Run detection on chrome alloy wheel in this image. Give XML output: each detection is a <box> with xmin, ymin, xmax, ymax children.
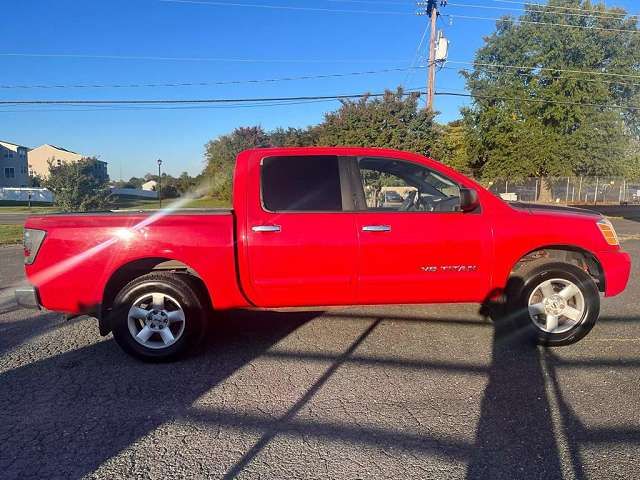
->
<box><xmin>127</xmin><ymin>292</ymin><xmax>186</xmax><ymax>349</ymax></box>
<box><xmin>527</xmin><ymin>278</ymin><xmax>586</xmax><ymax>334</ymax></box>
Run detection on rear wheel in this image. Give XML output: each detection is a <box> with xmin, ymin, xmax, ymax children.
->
<box><xmin>509</xmin><ymin>262</ymin><xmax>600</xmax><ymax>346</ymax></box>
<box><xmin>110</xmin><ymin>272</ymin><xmax>207</xmax><ymax>361</ymax></box>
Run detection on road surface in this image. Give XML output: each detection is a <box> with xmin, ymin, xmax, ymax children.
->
<box><xmin>1</xmin><ymin>219</ymin><xmax>639</xmax><ymax>479</ymax></box>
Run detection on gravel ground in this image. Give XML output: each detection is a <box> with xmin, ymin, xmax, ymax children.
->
<box><xmin>0</xmin><ymin>219</ymin><xmax>639</xmax><ymax>480</ymax></box>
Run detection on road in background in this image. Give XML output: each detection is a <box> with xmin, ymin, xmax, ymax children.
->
<box><xmin>0</xmin><ymin>213</ymin><xmax>28</xmax><ymax>225</ymax></box>
<box><xmin>0</xmin><ymin>219</ymin><xmax>638</xmax><ymax>479</ymax></box>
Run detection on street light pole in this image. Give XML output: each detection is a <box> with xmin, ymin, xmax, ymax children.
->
<box><xmin>157</xmin><ymin>159</ymin><xmax>163</xmax><ymax>208</ymax></box>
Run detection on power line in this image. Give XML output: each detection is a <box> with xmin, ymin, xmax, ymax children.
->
<box><xmin>0</xmin><ymin>52</ymin><xmax>409</xmax><ymax>64</ymax></box>
<box><xmin>1</xmin><ymin>87</ymin><xmax>638</xmax><ymax>112</ymax></box>
<box><xmin>1</xmin><ymin>59</ymin><xmax>637</xmax><ymax>92</ymax></box>
<box><xmin>402</xmin><ymin>24</ymin><xmax>430</xmax><ymax>87</ymax></box>
<box><xmin>446</xmin><ymin>2</ymin><xmax>637</xmax><ymax>22</ymax></box>
<box><xmin>447</xmin><ymin>60</ymin><xmax>640</xmax><ymax>81</ymax></box>
<box><xmin>160</xmin><ymin>0</ymin><xmax>639</xmax><ymax>33</ymax></box>
<box><xmin>447</xmin><ymin>13</ymin><xmax>640</xmax><ymax>34</ymax></box>
<box><xmin>159</xmin><ymin>0</ymin><xmax>413</xmax><ymax>15</ymax></box>
<box><xmin>2</xmin><ymin>59</ymin><xmax>638</xmax><ymax>93</ymax></box>
<box><xmin>435</xmin><ymin>90</ymin><xmax>640</xmax><ymax>111</ymax></box>
<box><xmin>0</xmin><ymin>89</ymin><xmax>425</xmax><ymax>106</ymax></box>
<box><xmin>0</xmin><ymin>98</ymin><xmax>344</xmax><ymax>114</ymax></box>
<box><xmin>440</xmin><ymin>65</ymin><xmax>640</xmax><ymax>89</ymax></box>
<box><xmin>0</xmin><ymin>66</ymin><xmax>419</xmax><ymax>90</ymax></box>
<box><xmin>489</xmin><ymin>0</ymin><xmax>637</xmax><ymax>17</ymax></box>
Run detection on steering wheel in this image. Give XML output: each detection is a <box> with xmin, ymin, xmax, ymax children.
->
<box><xmin>432</xmin><ymin>196</ymin><xmax>461</xmax><ymax>212</ymax></box>
<box><xmin>399</xmin><ymin>191</ymin><xmax>416</xmax><ymax>211</ymax></box>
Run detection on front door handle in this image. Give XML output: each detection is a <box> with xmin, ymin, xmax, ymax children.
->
<box><xmin>252</xmin><ymin>225</ymin><xmax>281</xmax><ymax>233</ymax></box>
<box><xmin>362</xmin><ymin>225</ymin><xmax>392</xmax><ymax>232</ymax></box>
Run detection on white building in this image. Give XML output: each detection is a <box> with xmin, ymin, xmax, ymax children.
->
<box><xmin>142</xmin><ymin>180</ymin><xmax>158</xmax><ymax>191</ymax></box>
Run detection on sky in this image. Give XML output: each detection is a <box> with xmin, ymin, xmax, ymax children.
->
<box><xmin>0</xmin><ymin>0</ymin><xmax>637</xmax><ymax>179</ymax></box>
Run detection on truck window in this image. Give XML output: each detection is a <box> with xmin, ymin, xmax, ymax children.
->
<box><xmin>357</xmin><ymin>157</ymin><xmax>461</xmax><ymax>212</ymax></box>
<box><xmin>261</xmin><ymin>155</ymin><xmax>343</xmax><ymax>211</ymax></box>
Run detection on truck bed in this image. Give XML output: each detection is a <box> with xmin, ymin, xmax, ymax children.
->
<box><xmin>24</xmin><ymin>209</ymin><xmax>248</xmax><ymax>314</ymax></box>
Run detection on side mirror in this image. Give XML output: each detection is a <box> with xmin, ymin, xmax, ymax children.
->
<box><xmin>460</xmin><ymin>188</ymin><xmax>480</xmax><ymax>212</ymax></box>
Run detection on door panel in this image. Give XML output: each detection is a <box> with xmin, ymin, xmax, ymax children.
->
<box><xmin>351</xmin><ymin>155</ymin><xmax>492</xmax><ymax>304</ymax></box>
<box><xmin>243</xmin><ymin>154</ymin><xmax>358</xmax><ymax>307</ymax></box>
<box><xmin>356</xmin><ymin>212</ymin><xmax>492</xmax><ymax>304</ymax></box>
<box><xmin>247</xmin><ymin>213</ymin><xmax>358</xmax><ymax>307</ymax></box>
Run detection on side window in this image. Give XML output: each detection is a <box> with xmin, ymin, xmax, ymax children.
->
<box><xmin>262</xmin><ymin>155</ymin><xmax>343</xmax><ymax>212</ymax></box>
<box><xmin>357</xmin><ymin>157</ymin><xmax>461</xmax><ymax>212</ymax></box>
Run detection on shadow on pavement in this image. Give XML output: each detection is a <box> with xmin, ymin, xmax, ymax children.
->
<box><xmin>467</xmin><ymin>287</ymin><xmax>564</xmax><ymax>479</ymax></box>
<box><xmin>1</xmin><ymin>304</ymin><xmax>639</xmax><ymax>479</ymax></box>
<box><xmin>0</xmin><ymin>312</ymin><xmax>81</xmax><ymax>356</ymax></box>
<box><xmin>468</xmin><ymin>282</ymin><xmax>640</xmax><ymax>480</ymax></box>
<box><xmin>0</xmin><ymin>310</ymin><xmax>317</xmax><ymax>479</ymax></box>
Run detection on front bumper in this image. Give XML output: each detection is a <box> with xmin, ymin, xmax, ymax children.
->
<box><xmin>14</xmin><ymin>286</ymin><xmax>41</xmax><ymax>310</ymax></box>
<box><xmin>598</xmin><ymin>250</ymin><xmax>632</xmax><ymax>297</ymax></box>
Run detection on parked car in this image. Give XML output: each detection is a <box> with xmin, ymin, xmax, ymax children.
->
<box><xmin>16</xmin><ymin>147</ymin><xmax>631</xmax><ymax>361</ymax></box>
<box><xmin>381</xmin><ymin>190</ymin><xmax>404</xmax><ymax>208</ymax></box>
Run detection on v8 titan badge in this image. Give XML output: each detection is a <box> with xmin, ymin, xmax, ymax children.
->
<box><xmin>421</xmin><ymin>265</ymin><xmax>479</xmax><ymax>273</ymax></box>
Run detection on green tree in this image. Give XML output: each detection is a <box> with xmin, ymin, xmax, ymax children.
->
<box><xmin>432</xmin><ymin>120</ymin><xmax>474</xmax><ymax>174</ymax></box>
<box><xmin>176</xmin><ymin>171</ymin><xmax>197</xmax><ymax>194</ymax></box>
<box><xmin>203</xmin><ymin>126</ymin><xmax>269</xmax><ymax>200</ymax></box>
<box><xmin>462</xmin><ymin>0</ymin><xmax>640</xmax><ymax>180</ymax></box>
<box><xmin>268</xmin><ymin>127</ymin><xmax>319</xmax><ymax>147</ymax></box>
<box><xmin>29</xmin><ymin>174</ymin><xmax>43</xmax><ymax>188</ymax></box>
<box><xmin>318</xmin><ymin>88</ymin><xmax>439</xmax><ymax>155</ymax></box>
<box><xmin>45</xmin><ymin>157</ymin><xmax>112</xmax><ymax>212</ymax></box>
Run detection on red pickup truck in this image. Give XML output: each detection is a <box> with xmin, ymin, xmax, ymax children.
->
<box><xmin>16</xmin><ymin>147</ymin><xmax>631</xmax><ymax>361</ymax></box>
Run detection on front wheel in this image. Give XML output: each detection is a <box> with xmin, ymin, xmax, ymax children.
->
<box><xmin>509</xmin><ymin>262</ymin><xmax>600</xmax><ymax>346</ymax></box>
<box><xmin>110</xmin><ymin>272</ymin><xmax>207</xmax><ymax>361</ymax></box>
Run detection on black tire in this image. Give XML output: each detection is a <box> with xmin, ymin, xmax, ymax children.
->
<box><xmin>110</xmin><ymin>272</ymin><xmax>208</xmax><ymax>362</ymax></box>
<box><xmin>507</xmin><ymin>261</ymin><xmax>600</xmax><ymax>346</ymax></box>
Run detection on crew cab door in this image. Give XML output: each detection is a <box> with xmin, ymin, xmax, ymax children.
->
<box><xmin>350</xmin><ymin>156</ymin><xmax>492</xmax><ymax>304</ymax></box>
<box><xmin>242</xmin><ymin>154</ymin><xmax>358</xmax><ymax>307</ymax></box>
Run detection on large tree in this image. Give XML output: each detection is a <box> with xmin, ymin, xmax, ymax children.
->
<box><xmin>462</xmin><ymin>0</ymin><xmax>640</xmax><ymax>180</ymax></box>
<box><xmin>45</xmin><ymin>157</ymin><xmax>112</xmax><ymax>212</ymax></box>
<box><xmin>203</xmin><ymin>126</ymin><xmax>269</xmax><ymax>199</ymax></box>
<box><xmin>318</xmin><ymin>88</ymin><xmax>439</xmax><ymax>155</ymax></box>
<box><xmin>432</xmin><ymin>119</ymin><xmax>474</xmax><ymax>174</ymax></box>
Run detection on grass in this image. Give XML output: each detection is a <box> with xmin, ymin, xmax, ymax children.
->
<box><xmin>0</xmin><ymin>224</ymin><xmax>23</xmax><ymax>246</ymax></box>
<box><xmin>0</xmin><ymin>196</ymin><xmax>230</xmax><ymax>214</ymax></box>
<box><xmin>0</xmin><ymin>205</ymin><xmax>58</xmax><ymax>213</ymax></box>
<box><xmin>180</xmin><ymin>197</ymin><xmax>230</xmax><ymax>209</ymax></box>
<box><xmin>110</xmin><ymin>197</ymin><xmax>160</xmax><ymax>210</ymax></box>
<box><xmin>111</xmin><ymin>196</ymin><xmax>230</xmax><ymax>210</ymax></box>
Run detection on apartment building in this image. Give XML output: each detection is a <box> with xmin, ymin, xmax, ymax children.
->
<box><xmin>28</xmin><ymin>144</ymin><xmax>108</xmax><ymax>181</ymax></box>
<box><xmin>0</xmin><ymin>140</ymin><xmax>30</xmax><ymax>187</ymax></box>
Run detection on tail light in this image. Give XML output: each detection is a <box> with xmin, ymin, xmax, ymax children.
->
<box><xmin>24</xmin><ymin>228</ymin><xmax>46</xmax><ymax>265</ymax></box>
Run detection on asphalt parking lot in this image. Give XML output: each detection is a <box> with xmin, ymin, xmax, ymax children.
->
<box><xmin>1</xmin><ymin>219</ymin><xmax>639</xmax><ymax>479</ymax></box>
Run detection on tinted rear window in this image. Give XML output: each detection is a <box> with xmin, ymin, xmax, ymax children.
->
<box><xmin>261</xmin><ymin>155</ymin><xmax>342</xmax><ymax>211</ymax></box>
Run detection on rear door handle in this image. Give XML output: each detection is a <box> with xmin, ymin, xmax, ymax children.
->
<box><xmin>252</xmin><ymin>225</ymin><xmax>281</xmax><ymax>233</ymax></box>
<box><xmin>362</xmin><ymin>225</ymin><xmax>392</xmax><ymax>232</ymax></box>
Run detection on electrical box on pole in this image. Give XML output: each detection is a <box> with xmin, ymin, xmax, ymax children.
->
<box><xmin>435</xmin><ymin>31</ymin><xmax>449</xmax><ymax>62</ymax></box>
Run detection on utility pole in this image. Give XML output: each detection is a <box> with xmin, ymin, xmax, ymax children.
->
<box><xmin>417</xmin><ymin>0</ymin><xmax>447</xmax><ymax>111</ymax></box>
<box><xmin>157</xmin><ymin>158</ymin><xmax>163</xmax><ymax>208</ymax></box>
<box><xmin>426</xmin><ymin>0</ymin><xmax>438</xmax><ymax>111</ymax></box>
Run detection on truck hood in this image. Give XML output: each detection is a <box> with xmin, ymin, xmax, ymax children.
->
<box><xmin>509</xmin><ymin>202</ymin><xmax>603</xmax><ymax>219</ymax></box>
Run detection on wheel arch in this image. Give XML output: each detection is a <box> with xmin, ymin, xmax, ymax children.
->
<box><xmin>99</xmin><ymin>257</ymin><xmax>211</xmax><ymax>336</ymax></box>
<box><xmin>508</xmin><ymin>244</ymin><xmax>605</xmax><ymax>293</ymax></box>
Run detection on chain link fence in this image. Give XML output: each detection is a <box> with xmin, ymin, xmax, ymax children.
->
<box><xmin>482</xmin><ymin>177</ymin><xmax>640</xmax><ymax>205</ymax></box>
